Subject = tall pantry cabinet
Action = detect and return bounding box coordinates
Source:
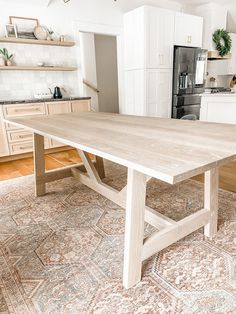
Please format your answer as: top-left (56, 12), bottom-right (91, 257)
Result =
top-left (124, 6), bottom-right (203, 117)
top-left (124, 6), bottom-right (174, 118)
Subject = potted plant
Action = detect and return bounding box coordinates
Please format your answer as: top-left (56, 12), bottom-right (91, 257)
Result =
top-left (0, 48), bottom-right (13, 66)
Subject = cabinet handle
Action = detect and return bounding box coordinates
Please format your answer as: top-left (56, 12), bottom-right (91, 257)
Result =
top-left (19, 145), bottom-right (32, 150)
top-left (187, 36), bottom-right (192, 44)
top-left (19, 134), bottom-right (32, 139)
top-left (159, 54), bottom-right (164, 65)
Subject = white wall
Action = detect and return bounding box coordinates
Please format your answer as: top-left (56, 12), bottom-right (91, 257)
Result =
top-left (0, 0), bottom-right (184, 103)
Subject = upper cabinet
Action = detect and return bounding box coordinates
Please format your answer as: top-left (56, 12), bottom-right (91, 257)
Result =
top-left (174, 12), bottom-right (203, 48)
top-left (124, 6), bottom-right (175, 70)
top-left (147, 8), bottom-right (175, 69)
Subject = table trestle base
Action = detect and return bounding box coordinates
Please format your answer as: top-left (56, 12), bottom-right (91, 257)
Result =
top-left (33, 133), bottom-right (219, 289)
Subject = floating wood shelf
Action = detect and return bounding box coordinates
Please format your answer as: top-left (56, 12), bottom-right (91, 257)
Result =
top-left (208, 51), bottom-right (232, 60)
top-left (0, 66), bottom-right (77, 71)
top-left (0, 37), bottom-right (75, 47)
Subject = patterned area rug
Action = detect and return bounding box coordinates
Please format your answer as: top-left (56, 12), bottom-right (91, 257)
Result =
top-left (0, 161), bottom-right (236, 314)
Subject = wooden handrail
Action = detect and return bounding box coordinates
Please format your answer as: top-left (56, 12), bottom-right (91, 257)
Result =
top-left (83, 79), bottom-right (99, 93)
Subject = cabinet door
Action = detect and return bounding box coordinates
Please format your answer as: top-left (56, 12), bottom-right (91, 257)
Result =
top-left (147, 8), bottom-right (174, 68)
top-left (71, 100), bottom-right (91, 113)
top-left (0, 108), bottom-right (9, 157)
top-left (46, 101), bottom-right (71, 148)
top-left (124, 7), bottom-right (145, 70)
top-left (124, 70), bottom-right (146, 116)
top-left (147, 69), bottom-right (172, 118)
top-left (46, 101), bottom-right (71, 115)
top-left (205, 100), bottom-right (236, 124)
top-left (175, 12), bottom-right (203, 47)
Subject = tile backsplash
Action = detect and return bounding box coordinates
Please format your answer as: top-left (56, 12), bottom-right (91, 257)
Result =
top-left (0, 43), bottom-right (80, 100)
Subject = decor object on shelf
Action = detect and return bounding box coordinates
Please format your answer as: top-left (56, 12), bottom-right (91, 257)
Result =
top-left (230, 75), bottom-right (236, 88)
top-left (5, 24), bottom-right (17, 38)
top-left (47, 28), bottom-right (54, 41)
top-left (9, 16), bottom-right (39, 39)
top-left (34, 25), bottom-right (48, 40)
top-left (213, 29), bottom-right (232, 57)
top-left (0, 48), bottom-right (13, 66)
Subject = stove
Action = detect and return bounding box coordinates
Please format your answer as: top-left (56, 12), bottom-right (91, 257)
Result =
top-left (207, 87), bottom-right (232, 94)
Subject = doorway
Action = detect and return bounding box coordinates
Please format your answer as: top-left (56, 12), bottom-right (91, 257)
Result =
top-left (80, 32), bottom-right (119, 113)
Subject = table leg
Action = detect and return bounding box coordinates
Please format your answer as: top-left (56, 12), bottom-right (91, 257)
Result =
top-left (123, 168), bottom-right (147, 289)
top-left (95, 156), bottom-right (105, 179)
top-left (33, 133), bottom-right (46, 197)
top-left (204, 167), bottom-right (219, 239)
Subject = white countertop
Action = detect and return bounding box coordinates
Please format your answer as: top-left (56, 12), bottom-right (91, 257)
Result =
top-left (201, 92), bottom-right (236, 97)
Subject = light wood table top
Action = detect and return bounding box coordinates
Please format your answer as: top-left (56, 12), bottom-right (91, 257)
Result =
top-left (4, 112), bottom-right (236, 184)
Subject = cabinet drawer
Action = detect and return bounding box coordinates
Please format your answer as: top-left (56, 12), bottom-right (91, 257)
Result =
top-left (7, 129), bottom-right (33, 143)
top-left (9, 138), bottom-right (50, 155)
top-left (3, 103), bottom-right (46, 118)
top-left (5, 123), bottom-right (19, 130)
top-left (9, 141), bottom-right (33, 155)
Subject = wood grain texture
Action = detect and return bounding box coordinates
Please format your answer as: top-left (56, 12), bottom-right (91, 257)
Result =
top-left (33, 133), bottom-right (46, 196)
top-left (204, 168), bottom-right (219, 238)
top-left (4, 112), bottom-right (236, 184)
top-left (123, 169), bottom-right (147, 289)
top-left (0, 37), bottom-right (75, 47)
top-left (0, 66), bottom-right (77, 71)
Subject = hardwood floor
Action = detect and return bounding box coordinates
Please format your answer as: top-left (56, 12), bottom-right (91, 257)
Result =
top-left (1, 149), bottom-right (236, 193)
top-left (0, 149), bottom-right (82, 181)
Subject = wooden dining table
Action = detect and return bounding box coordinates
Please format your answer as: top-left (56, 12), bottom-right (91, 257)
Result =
top-left (4, 112), bottom-right (236, 289)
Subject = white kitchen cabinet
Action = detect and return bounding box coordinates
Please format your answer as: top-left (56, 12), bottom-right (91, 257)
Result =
top-left (124, 70), bottom-right (146, 116)
top-left (147, 8), bottom-right (175, 69)
top-left (200, 96), bottom-right (236, 124)
top-left (147, 69), bottom-right (172, 118)
top-left (125, 69), bottom-right (172, 118)
top-left (174, 12), bottom-right (203, 48)
top-left (124, 6), bottom-right (175, 70)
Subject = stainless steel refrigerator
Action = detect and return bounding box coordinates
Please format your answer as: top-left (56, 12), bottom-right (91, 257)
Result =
top-left (172, 46), bottom-right (208, 119)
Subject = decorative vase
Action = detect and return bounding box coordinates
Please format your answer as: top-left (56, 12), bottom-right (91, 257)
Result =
top-left (0, 57), bottom-right (5, 66)
top-left (6, 60), bottom-right (12, 66)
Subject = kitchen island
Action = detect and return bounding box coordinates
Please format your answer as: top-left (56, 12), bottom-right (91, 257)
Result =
top-left (200, 93), bottom-right (236, 124)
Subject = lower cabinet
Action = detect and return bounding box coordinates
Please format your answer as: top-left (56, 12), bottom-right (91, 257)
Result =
top-left (200, 97), bottom-right (236, 124)
top-left (71, 100), bottom-right (91, 112)
top-left (0, 107), bottom-right (9, 157)
top-left (124, 69), bottom-right (172, 118)
top-left (0, 99), bottom-right (91, 158)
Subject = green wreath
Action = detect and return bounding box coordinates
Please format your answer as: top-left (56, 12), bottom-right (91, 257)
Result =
top-left (213, 29), bottom-right (232, 57)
